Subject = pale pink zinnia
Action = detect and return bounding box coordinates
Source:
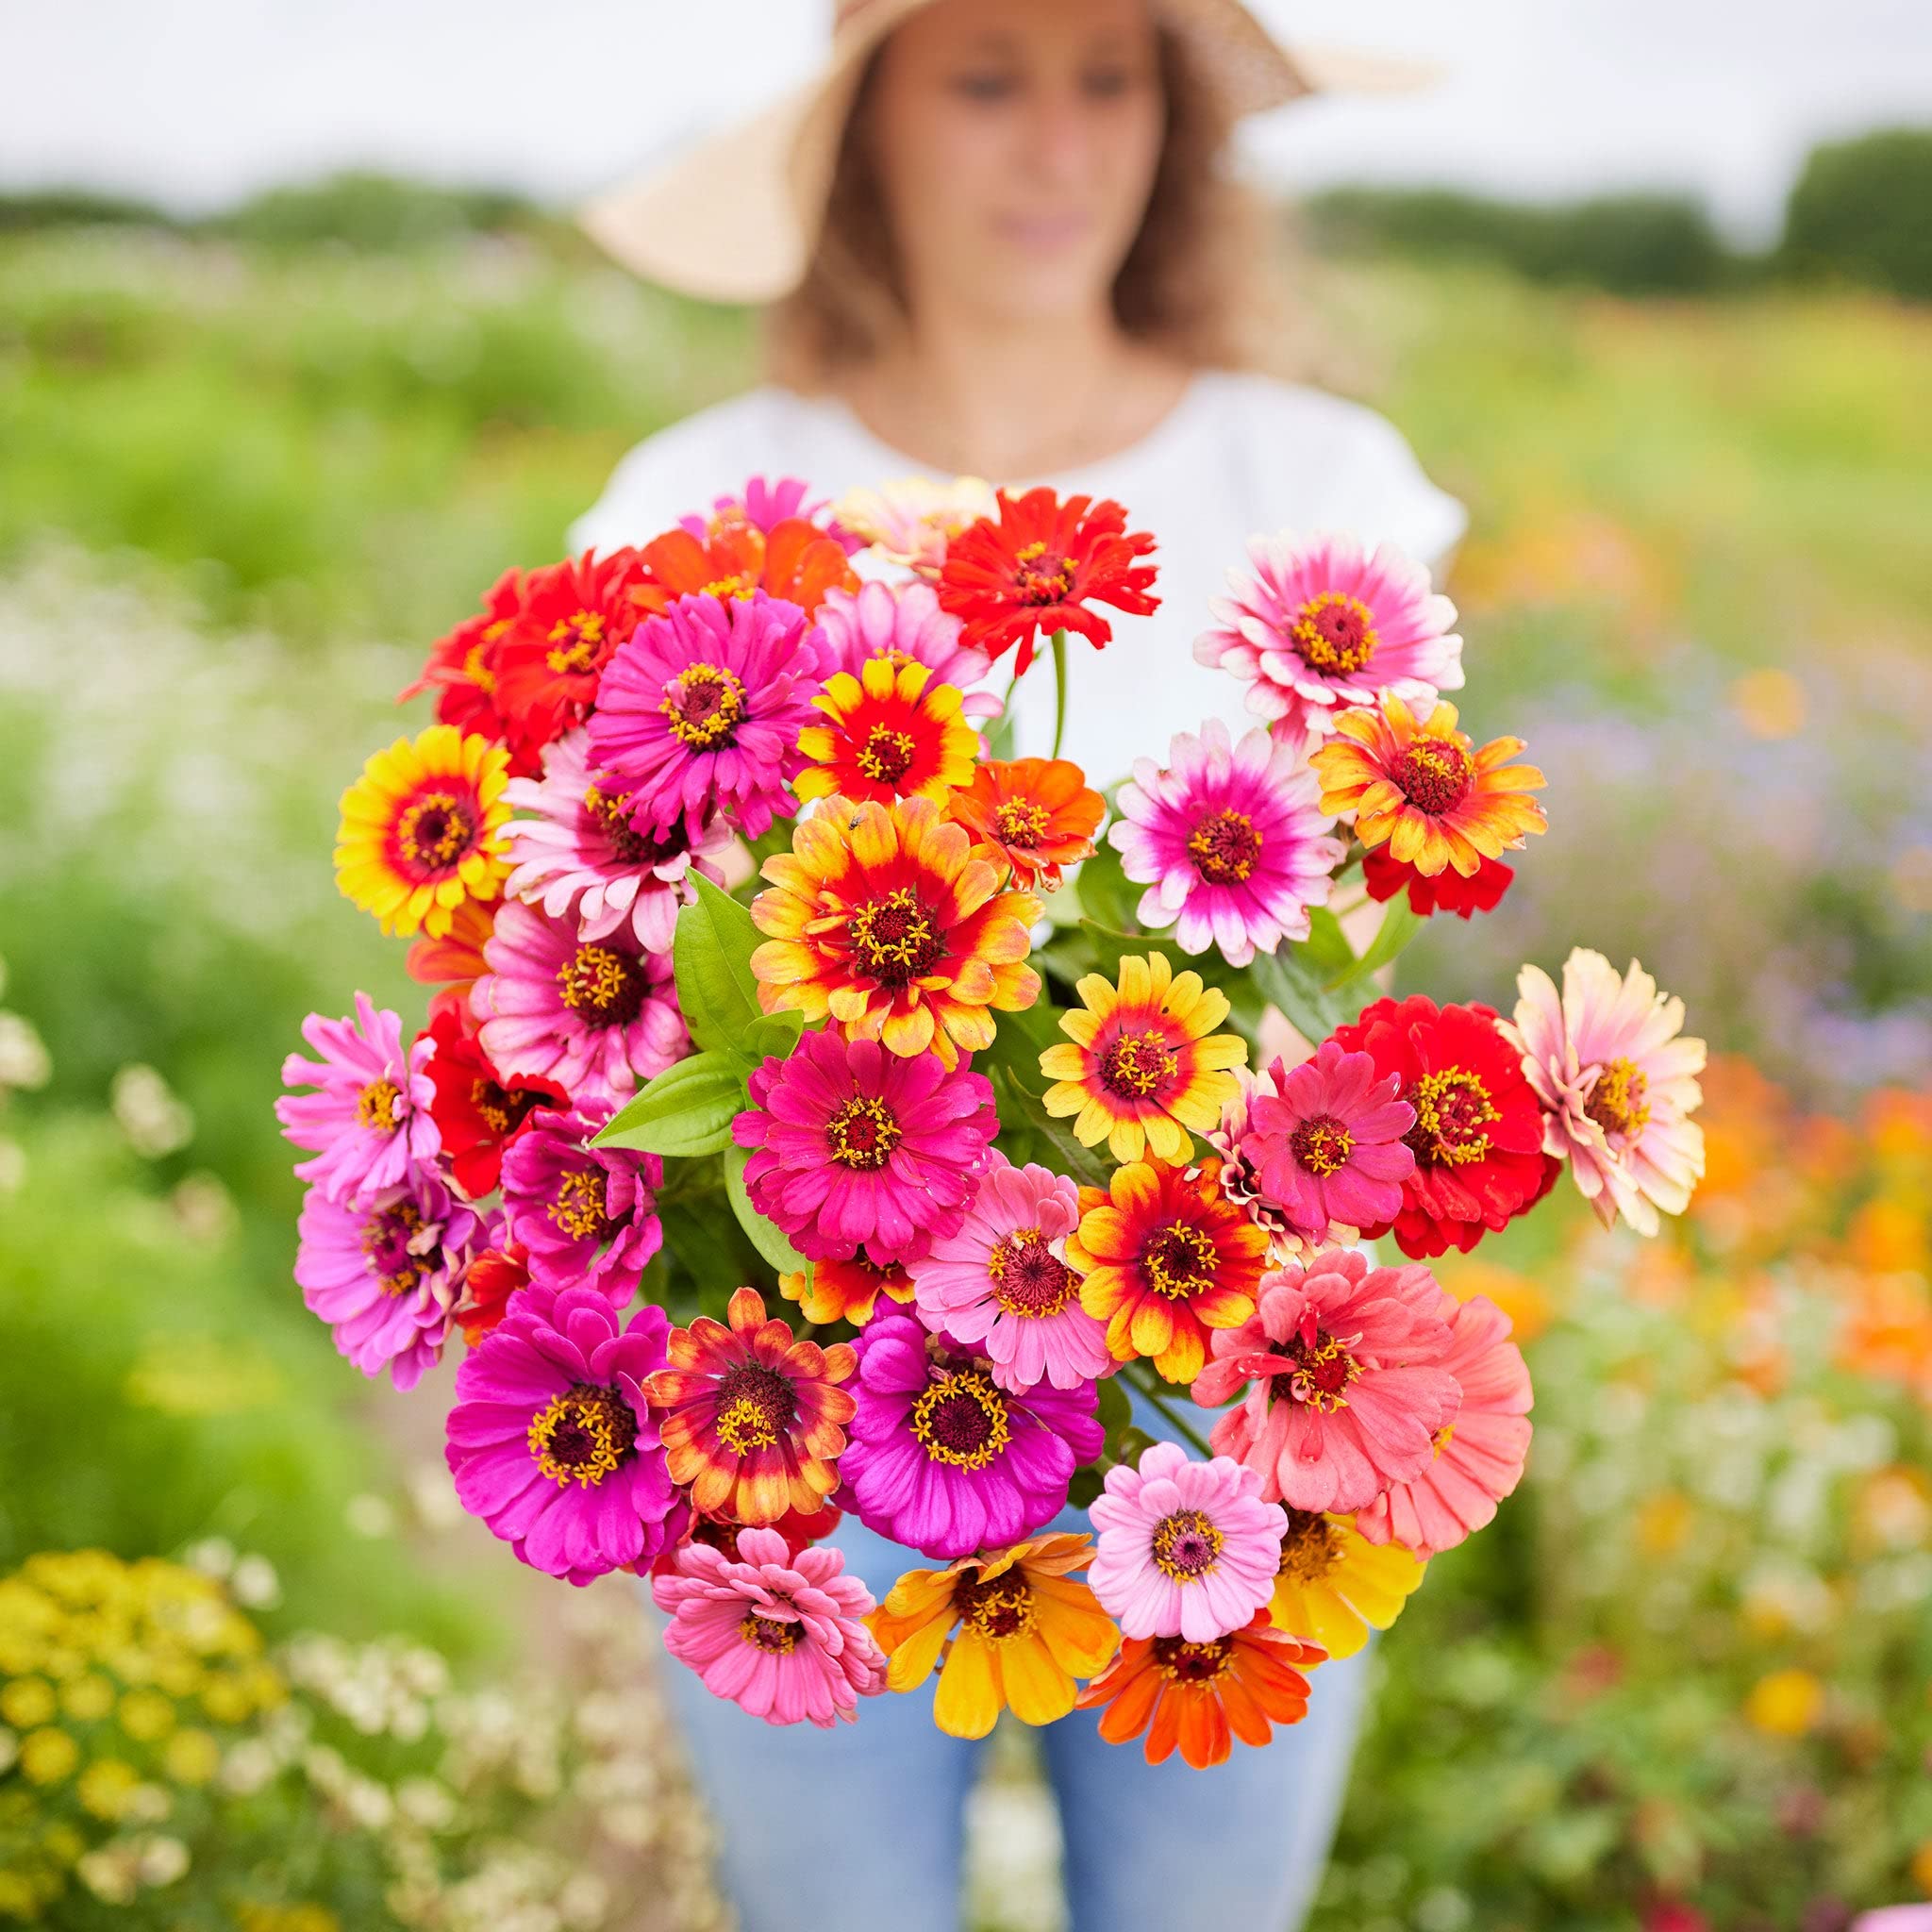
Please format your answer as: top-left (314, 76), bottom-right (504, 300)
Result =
top-left (1087, 1441), bottom-right (1286, 1642)
top-left (651, 1525), bottom-right (889, 1727)
top-left (1356, 1292), bottom-right (1532, 1559)
top-left (501, 729), bottom-right (731, 950)
top-left (909, 1154), bottom-right (1112, 1391)
top-left (1195, 530), bottom-right (1463, 749)
top-left (1500, 948), bottom-right (1706, 1236)
top-left (811, 579), bottom-right (1001, 723)
top-left (1193, 1246), bottom-right (1461, 1514)
top-left (1109, 718), bottom-right (1344, 966)
top-left (1241, 1041), bottom-right (1416, 1248)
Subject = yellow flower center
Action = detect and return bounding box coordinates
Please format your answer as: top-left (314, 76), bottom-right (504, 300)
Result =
top-left (992, 799), bottom-right (1053, 847)
top-left (556, 943), bottom-right (645, 1026)
top-left (1586, 1056), bottom-right (1653, 1140)
top-left (910, 1368), bottom-right (1011, 1470)
top-left (462, 638), bottom-right (499, 691)
top-left (546, 608), bottom-right (608, 675)
top-left (1141, 1222), bottom-right (1219, 1300)
top-left (660, 661), bottom-right (747, 749)
top-left (395, 790), bottom-right (477, 872)
top-left (988, 1226), bottom-right (1075, 1318)
top-left (1405, 1066), bottom-right (1500, 1167)
top-left (1394, 738), bottom-right (1474, 814)
top-left (700, 575), bottom-right (757, 602)
top-left (955, 1571), bottom-right (1037, 1641)
top-left (1153, 1634), bottom-right (1234, 1683)
top-left (1186, 808), bottom-right (1262, 885)
top-left (360, 1201), bottom-right (431, 1298)
top-left (1150, 1508), bottom-right (1224, 1582)
top-left (526, 1381), bottom-right (637, 1487)
top-left (1272, 1333), bottom-right (1358, 1412)
top-left (1011, 539), bottom-right (1075, 606)
top-left (1099, 1029), bottom-right (1177, 1102)
top-left (856, 723), bottom-right (920, 786)
top-left (548, 1167), bottom-right (610, 1241)
top-left (583, 783), bottom-right (674, 866)
top-left (1290, 1115), bottom-right (1355, 1177)
top-left (1290, 591), bottom-right (1378, 676)
top-left (826, 1095), bottom-right (902, 1171)
top-left (1277, 1509), bottom-right (1341, 1583)
top-left (849, 887), bottom-right (945, 988)
top-left (356, 1078), bottom-right (402, 1132)
top-left (712, 1363), bottom-right (798, 1455)
top-left (739, 1612), bottom-right (799, 1653)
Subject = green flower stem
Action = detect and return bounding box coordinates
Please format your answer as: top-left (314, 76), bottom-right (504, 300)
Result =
top-left (1050, 626), bottom-right (1070, 760)
top-left (1124, 1361), bottom-right (1214, 1457)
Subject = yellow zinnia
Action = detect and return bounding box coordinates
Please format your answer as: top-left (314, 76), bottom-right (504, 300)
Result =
top-left (794, 656), bottom-right (978, 808)
top-left (1268, 1510), bottom-right (1426, 1660)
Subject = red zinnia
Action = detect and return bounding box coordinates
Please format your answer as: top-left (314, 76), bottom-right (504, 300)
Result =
top-left (1363, 849), bottom-right (1515, 921)
top-left (1328, 995), bottom-right (1559, 1258)
top-left (490, 548), bottom-right (650, 760)
top-left (456, 1241), bottom-right (530, 1344)
top-left (939, 488), bottom-right (1158, 675)
top-left (630, 516), bottom-right (858, 621)
top-left (420, 1004), bottom-right (568, 1199)
top-left (402, 566), bottom-right (523, 750)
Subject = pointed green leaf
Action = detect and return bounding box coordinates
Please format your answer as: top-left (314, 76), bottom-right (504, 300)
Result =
top-left (996, 1066), bottom-right (1112, 1188)
top-left (1326, 895), bottom-right (1424, 991)
top-left (723, 1143), bottom-right (808, 1274)
top-left (1248, 944), bottom-right (1349, 1046)
top-left (592, 1052), bottom-right (745, 1158)
top-left (673, 873), bottom-right (764, 1053)
top-left (740, 1010), bottom-right (806, 1066)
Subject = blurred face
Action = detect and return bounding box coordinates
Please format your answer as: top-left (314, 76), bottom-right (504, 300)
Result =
top-left (863, 0), bottom-right (1167, 329)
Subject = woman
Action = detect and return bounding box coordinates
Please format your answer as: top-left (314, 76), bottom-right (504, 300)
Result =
top-left (575, 3), bottom-right (1463, 1926)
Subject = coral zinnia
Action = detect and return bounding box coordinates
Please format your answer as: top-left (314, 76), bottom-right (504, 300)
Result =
top-left (1194, 1247), bottom-right (1460, 1514)
top-left (488, 547), bottom-right (649, 759)
top-left (909, 1155), bottom-right (1112, 1392)
top-left (838, 1315), bottom-right (1104, 1561)
top-left (334, 724), bottom-right (512, 939)
top-left (277, 991), bottom-right (440, 1208)
top-left (631, 514), bottom-right (858, 620)
top-left (732, 1031), bottom-right (998, 1265)
top-left (650, 1526), bottom-right (888, 1727)
top-left (1109, 718), bottom-right (1344, 966)
top-left (794, 657), bottom-right (979, 808)
top-left (1364, 847), bottom-right (1515, 921)
top-left (869, 1534), bottom-right (1119, 1739)
top-left (645, 1288), bottom-right (858, 1524)
top-left (1267, 1509), bottom-right (1426, 1660)
top-left (500, 1103), bottom-right (663, 1303)
top-left (1328, 995), bottom-right (1558, 1258)
top-left (446, 1284), bottom-right (680, 1584)
top-left (750, 792), bottom-right (1041, 1069)
top-left (588, 589), bottom-right (829, 841)
top-left (401, 566), bottom-right (522, 754)
top-left (1039, 951), bottom-right (1247, 1165)
top-left (947, 757), bottom-right (1106, 891)
top-left (1067, 1156), bottom-right (1268, 1384)
top-left (1193, 530), bottom-right (1463, 749)
top-left (778, 1251), bottom-right (918, 1328)
top-left (420, 1004), bottom-right (566, 1200)
top-left (1502, 948), bottom-right (1707, 1235)
top-left (455, 1240), bottom-right (528, 1344)
top-left (1312, 696), bottom-right (1546, 878)
top-left (938, 487), bottom-right (1159, 675)
top-left (1076, 1608), bottom-right (1320, 1770)
top-left (813, 579), bottom-right (998, 718)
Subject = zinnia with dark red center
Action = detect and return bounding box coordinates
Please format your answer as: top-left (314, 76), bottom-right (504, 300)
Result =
top-left (500, 1103), bottom-right (663, 1303)
top-left (420, 1004), bottom-right (567, 1200)
top-left (947, 757), bottom-right (1107, 891)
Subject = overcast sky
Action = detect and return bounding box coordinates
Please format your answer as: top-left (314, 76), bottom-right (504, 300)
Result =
top-left (4, 0), bottom-right (1928, 242)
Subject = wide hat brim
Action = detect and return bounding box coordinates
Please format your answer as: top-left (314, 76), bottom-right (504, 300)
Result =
top-left (580, 0), bottom-right (1434, 305)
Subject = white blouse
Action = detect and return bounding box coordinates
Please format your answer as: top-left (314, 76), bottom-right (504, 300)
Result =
top-left (571, 372), bottom-right (1465, 789)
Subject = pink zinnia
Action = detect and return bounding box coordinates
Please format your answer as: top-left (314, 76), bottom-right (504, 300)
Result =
top-left (1207, 1064), bottom-right (1295, 1248)
top-left (587, 589), bottom-right (828, 841)
top-left (732, 1032), bottom-right (997, 1265)
top-left (1195, 530), bottom-right (1463, 748)
top-left (295, 1170), bottom-right (482, 1391)
top-left (1356, 1292), bottom-right (1533, 1559)
top-left (1193, 1247), bottom-right (1461, 1513)
top-left (1501, 948), bottom-right (1706, 1236)
top-left (1109, 718), bottom-right (1345, 966)
top-left (277, 991), bottom-right (439, 1207)
top-left (471, 900), bottom-right (685, 1108)
top-left (446, 1283), bottom-right (681, 1585)
top-left (1086, 1441), bottom-right (1285, 1642)
top-left (909, 1155), bottom-right (1111, 1391)
top-left (501, 729), bottom-right (731, 950)
top-left (1241, 1041), bottom-right (1417, 1247)
top-left (651, 1526), bottom-right (888, 1726)
top-left (813, 580), bottom-right (1000, 721)
top-left (500, 1104), bottom-right (663, 1303)
top-left (839, 1315), bottom-right (1104, 1561)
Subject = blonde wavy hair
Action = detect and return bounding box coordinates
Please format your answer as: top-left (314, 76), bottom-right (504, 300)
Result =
top-left (764, 28), bottom-right (1290, 391)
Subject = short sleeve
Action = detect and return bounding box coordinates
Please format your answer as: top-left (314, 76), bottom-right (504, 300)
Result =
top-left (1326, 400), bottom-right (1468, 576)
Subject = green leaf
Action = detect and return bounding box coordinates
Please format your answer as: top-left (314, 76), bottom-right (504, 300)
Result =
top-left (1066, 1465), bottom-right (1105, 1508)
top-left (1248, 944), bottom-right (1349, 1046)
top-left (739, 1010), bottom-right (806, 1065)
top-left (983, 999), bottom-right (1064, 1098)
top-left (673, 873), bottom-right (763, 1052)
top-left (997, 1066), bottom-right (1112, 1188)
top-left (1326, 894), bottom-right (1424, 991)
top-left (1096, 1374), bottom-right (1133, 1460)
top-left (724, 1143), bottom-right (808, 1274)
top-left (1067, 840), bottom-right (1140, 934)
top-left (593, 1052), bottom-right (745, 1158)
top-left (1300, 906), bottom-right (1357, 979)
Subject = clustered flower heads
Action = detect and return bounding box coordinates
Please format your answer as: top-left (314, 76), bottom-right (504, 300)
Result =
top-left (283, 475), bottom-right (1701, 1762)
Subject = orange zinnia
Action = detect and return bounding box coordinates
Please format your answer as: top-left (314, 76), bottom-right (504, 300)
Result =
top-left (1076, 1608), bottom-right (1323, 1769)
top-left (631, 516), bottom-right (858, 620)
top-left (948, 758), bottom-right (1105, 891)
top-left (778, 1253), bottom-right (918, 1327)
top-left (794, 657), bottom-right (979, 808)
top-left (749, 793), bottom-right (1041, 1069)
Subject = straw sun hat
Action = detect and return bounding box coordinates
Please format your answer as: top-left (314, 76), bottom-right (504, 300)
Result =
top-left (581, 0), bottom-right (1426, 304)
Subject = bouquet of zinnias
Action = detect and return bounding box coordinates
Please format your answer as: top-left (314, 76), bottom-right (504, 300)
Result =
top-left (280, 474), bottom-right (1706, 1766)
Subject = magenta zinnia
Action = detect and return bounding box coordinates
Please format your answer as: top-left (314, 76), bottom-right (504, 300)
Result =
top-left (500, 1103), bottom-right (663, 1303)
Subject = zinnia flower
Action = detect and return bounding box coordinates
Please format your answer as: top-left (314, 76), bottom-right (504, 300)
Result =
top-left (750, 792), bottom-right (1041, 1069)
top-left (1240, 1040), bottom-right (1417, 1249)
top-left (869, 1534), bottom-right (1119, 1738)
top-left (277, 992), bottom-right (439, 1207)
top-left (1364, 847), bottom-right (1515, 920)
top-left (777, 1251), bottom-right (918, 1327)
top-left (1109, 718), bottom-right (1345, 966)
top-left (1267, 1509), bottom-right (1426, 1659)
top-left (1039, 951), bottom-right (1247, 1164)
top-left (813, 579), bottom-right (998, 718)
top-left (631, 514), bottom-right (858, 620)
top-left (1206, 1064), bottom-right (1297, 1249)
top-left (488, 548), bottom-right (649, 759)
top-left (406, 896), bottom-right (496, 1025)
top-left (794, 657), bottom-right (978, 808)
top-left (1193, 530), bottom-right (1463, 747)
top-left (832, 475), bottom-right (997, 578)
top-left (471, 900), bottom-right (685, 1107)
top-left (334, 724), bottom-right (512, 939)
top-left (500, 1104), bottom-right (663, 1302)
top-left (678, 475), bottom-right (852, 549)
top-left (295, 1171), bottom-right (481, 1391)
top-left (838, 1315), bottom-right (1104, 1561)
top-left (420, 1004), bottom-right (566, 1200)
top-left (732, 1031), bottom-right (998, 1264)
top-left (1355, 1292), bottom-right (1534, 1559)
top-left (650, 1526), bottom-right (887, 1727)
top-left (1067, 1156), bottom-right (1268, 1383)
top-left (401, 566), bottom-right (522, 753)
top-left (1501, 948), bottom-right (1707, 1234)
top-left (501, 729), bottom-right (731, 950)
top-left (588, 590), bottom-right (829, 841)
top-left (939, 487), bottom-right (1158, 675)
top-left (445, 1284), bottom-right (680, 1584)
top-left (1327, 995), bottom-right (1559, 1258)
top-left (1193, 1247), bottom-right (1461, 1513)
top-left (653, 1500), bottom-right (843, 1575)
top-left (1311, 696), bottom-right (1547, 878)
top-left (909, 1155), bottom-right (1112, 1391)
top-left (645, 1287), bottom-right (858, 1524)
top-left (1076, 1609), bottom-right (1321, 1770)
top-left (947, 758), bottom-right (1105, 891)
top-left (455, 1241), bottom-right (529, 1344)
